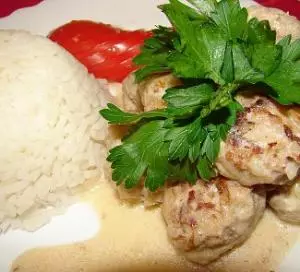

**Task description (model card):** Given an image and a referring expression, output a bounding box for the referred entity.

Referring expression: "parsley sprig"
[100,0,300,191]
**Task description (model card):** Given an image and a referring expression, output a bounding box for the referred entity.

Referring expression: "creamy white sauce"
[11,178,300,272]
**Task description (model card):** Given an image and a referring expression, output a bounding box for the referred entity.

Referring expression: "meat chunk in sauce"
[216,94,300,186]
[122,73,181,112]
[269,178,300,224]
[162,178,265,264]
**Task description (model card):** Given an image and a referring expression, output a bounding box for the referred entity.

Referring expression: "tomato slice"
[48,20,151,82]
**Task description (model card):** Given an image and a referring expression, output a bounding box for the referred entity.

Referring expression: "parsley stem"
[200,83,240,118]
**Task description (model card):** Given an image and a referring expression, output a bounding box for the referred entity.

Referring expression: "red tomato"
[48,20,152,82]
[255,0,300,20]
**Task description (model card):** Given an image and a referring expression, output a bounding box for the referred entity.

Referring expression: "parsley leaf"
[168,158,197,184]
[263,36,300,104]
[134,26,178,82]
[231,43,263,83]
[101,0,300,191]
[164,83,214,108]
[165,126,192,161]
[186,0,215,14]
[197,155,216,180]
[108,121,169,191]
[161,0,226,83]
[210,0,248,41]
[247,17,276,44]
[197,100,242,180]
[100,103,168,125]
[250,43,281,76]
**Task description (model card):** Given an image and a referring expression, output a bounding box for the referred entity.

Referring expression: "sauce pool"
[10,177,300,272]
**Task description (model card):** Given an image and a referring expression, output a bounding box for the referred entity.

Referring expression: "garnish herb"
[100,0,300,191]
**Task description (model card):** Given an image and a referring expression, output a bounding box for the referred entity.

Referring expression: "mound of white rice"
[0,30,108,232]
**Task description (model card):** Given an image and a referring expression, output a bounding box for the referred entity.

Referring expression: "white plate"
[0,0,300,271]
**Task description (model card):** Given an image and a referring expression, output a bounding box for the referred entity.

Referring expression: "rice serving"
[0,30,108,232]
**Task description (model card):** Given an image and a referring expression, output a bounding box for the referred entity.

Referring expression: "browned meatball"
[216,94,300,186]
[162,178,265,264]
[122,73,181,112]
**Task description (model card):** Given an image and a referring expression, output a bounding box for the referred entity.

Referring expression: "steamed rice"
[0,30,108,232]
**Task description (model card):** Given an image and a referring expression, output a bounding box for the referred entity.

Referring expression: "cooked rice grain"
[0,30,108,232]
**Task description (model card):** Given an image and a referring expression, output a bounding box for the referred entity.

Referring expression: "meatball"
[248,6,300,41]
[138,73,181,112]
[162,178,265,264]
[122,73,181,112]
[269,179,300,224]
[216,94,300,186]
